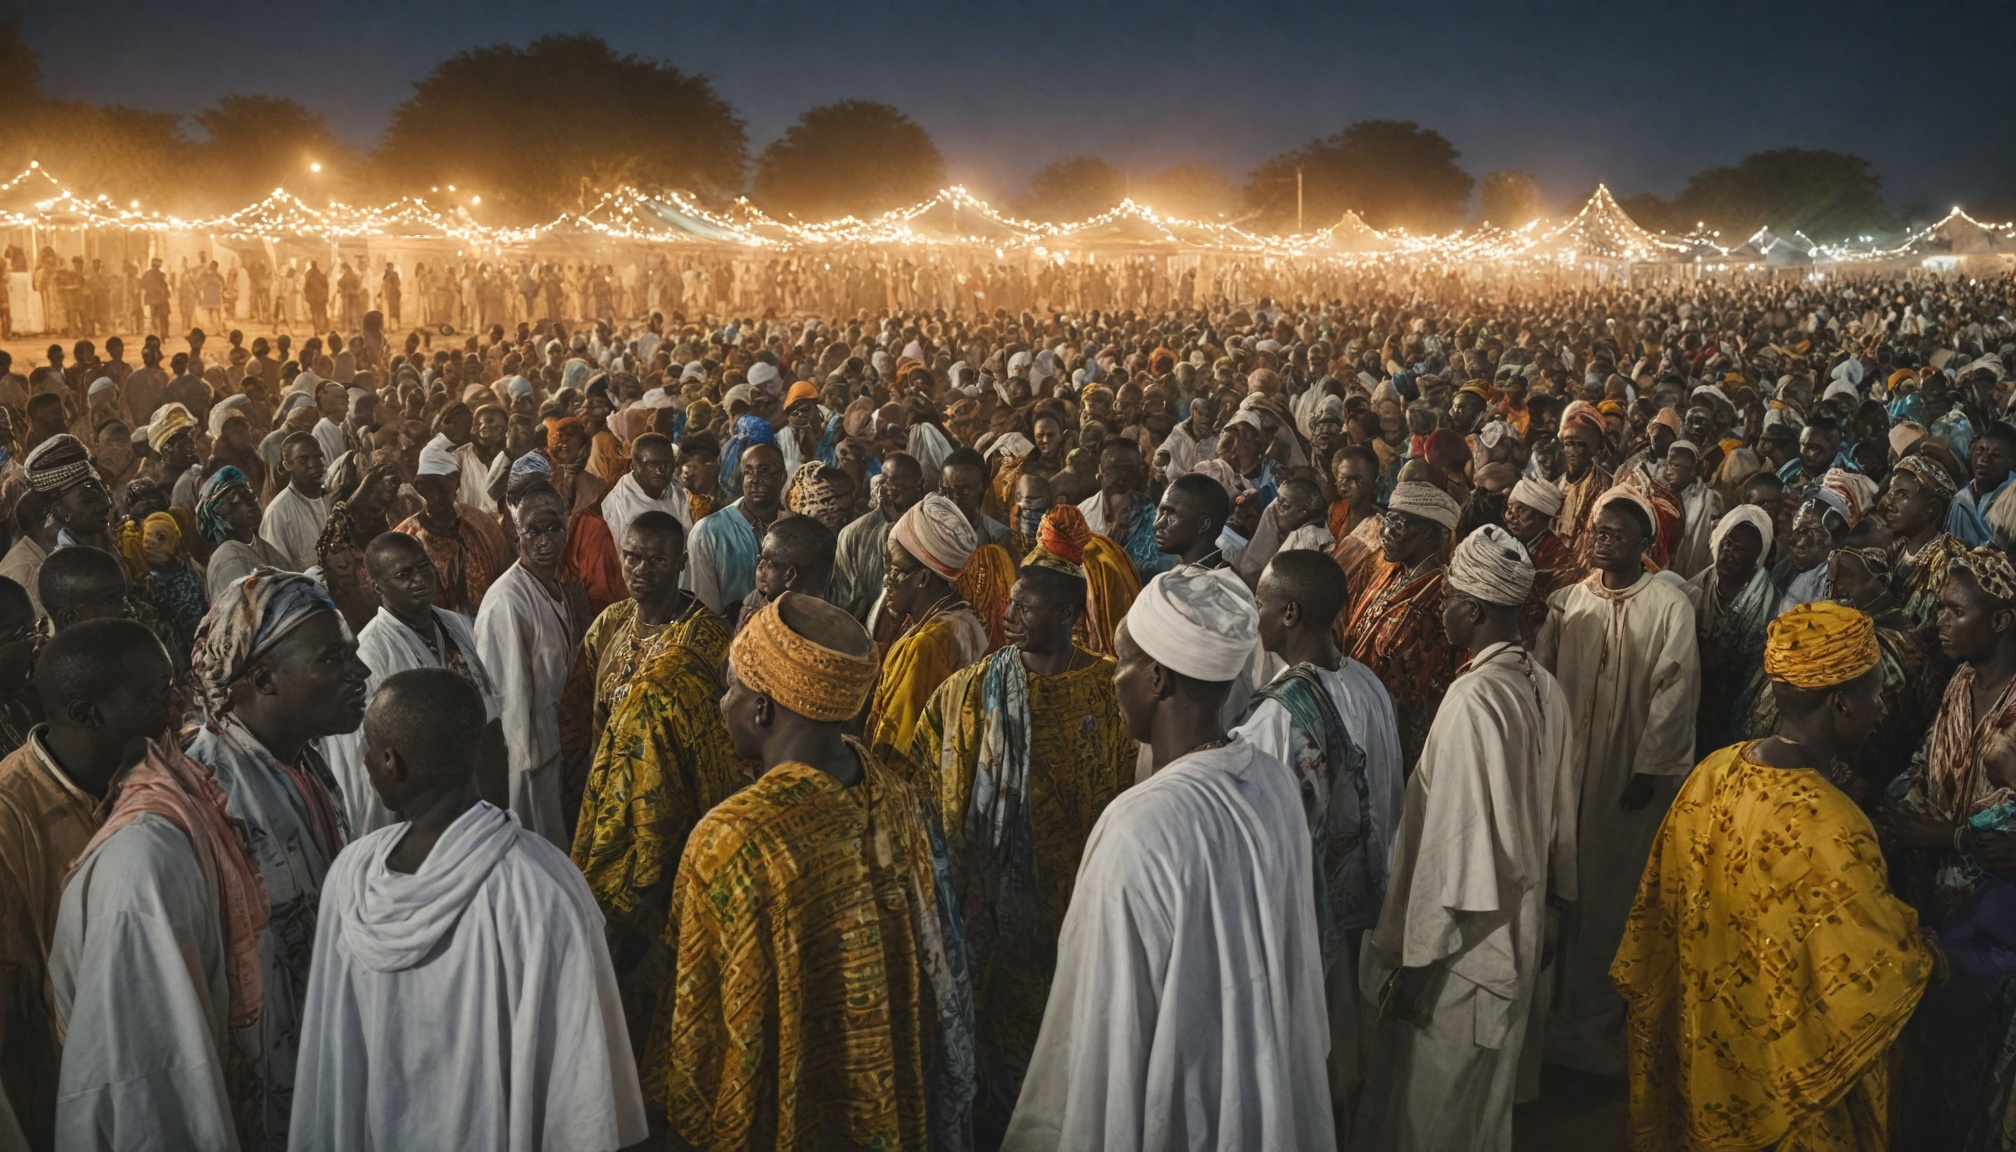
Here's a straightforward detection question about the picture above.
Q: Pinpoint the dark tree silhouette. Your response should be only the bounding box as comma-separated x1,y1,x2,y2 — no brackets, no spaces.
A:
194,95,352,207
751,101,946,221
1480,170,1542,227
376,35,747,221
1018,157,1127,222
1670,149,1889,241
1247,119,1474,231
1138,164,1243,220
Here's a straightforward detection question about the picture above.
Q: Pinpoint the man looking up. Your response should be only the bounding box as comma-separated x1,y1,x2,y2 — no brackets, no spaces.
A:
0,620,174,1148
1234,547,1403,1133
1355,526,1577,1150
909,507,1135,1143
662,594,970,1149
321,532,503,835
1006,567,1333,1150
1537,491,1700,1078
290,669,648,1150
54,573,368,1149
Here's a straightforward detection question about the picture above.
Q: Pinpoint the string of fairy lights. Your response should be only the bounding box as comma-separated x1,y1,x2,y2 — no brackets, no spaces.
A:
2,161,2012,267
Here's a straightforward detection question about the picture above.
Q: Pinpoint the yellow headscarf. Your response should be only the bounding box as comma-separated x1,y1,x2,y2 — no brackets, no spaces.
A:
120,511,184,573
1763,602,1879,690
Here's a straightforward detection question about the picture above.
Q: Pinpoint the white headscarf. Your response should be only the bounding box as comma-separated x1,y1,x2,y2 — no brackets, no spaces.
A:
1710,503,1775,562
1447,524,1535,606
1123,567,1257,683
416,433,460,478
1509,476,1564,517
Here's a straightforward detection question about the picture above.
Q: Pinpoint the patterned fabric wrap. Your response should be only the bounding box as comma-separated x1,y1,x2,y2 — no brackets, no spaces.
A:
728,591,877,721
1254,664,1375,963
197,466,251,545
189,569,341,717
962,646,1039,955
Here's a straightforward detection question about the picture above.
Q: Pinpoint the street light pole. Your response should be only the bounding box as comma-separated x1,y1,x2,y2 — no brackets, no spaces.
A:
1296,166,1304,233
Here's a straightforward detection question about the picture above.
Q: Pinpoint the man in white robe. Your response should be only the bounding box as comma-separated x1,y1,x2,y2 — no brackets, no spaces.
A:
1355,525,1578,1151
52,573,367,1150
1232,549,1401,1130
289,669,647,1152
1665,440,1722,579
1005,567,1334,1151
1535,492,1698,1078
322,534,502,835
475,485,579,848
599,432,690,546
258,432,330,572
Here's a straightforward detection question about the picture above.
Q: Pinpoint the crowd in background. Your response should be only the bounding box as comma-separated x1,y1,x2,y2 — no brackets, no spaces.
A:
0,265,2009,1150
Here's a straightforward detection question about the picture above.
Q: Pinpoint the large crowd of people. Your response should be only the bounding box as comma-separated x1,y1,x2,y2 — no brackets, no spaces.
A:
0,263,2007,1151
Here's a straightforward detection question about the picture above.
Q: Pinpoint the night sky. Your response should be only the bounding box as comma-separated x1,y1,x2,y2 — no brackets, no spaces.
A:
20,0,2016,220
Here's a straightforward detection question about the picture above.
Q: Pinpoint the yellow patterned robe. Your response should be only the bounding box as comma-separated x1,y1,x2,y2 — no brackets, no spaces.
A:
1612,744,1933,1152
569,614,748,1075
1073,533,1140,657
558,597,729,815
663,743,968,1152
865,604,987,772
909,648,1133,1136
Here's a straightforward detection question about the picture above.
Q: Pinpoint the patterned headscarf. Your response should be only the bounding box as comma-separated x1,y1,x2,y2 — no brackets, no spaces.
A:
1763,601,1880,690
147,403,198,454
1958,545,2016,603
24,434,97,494
189,570,342,717
1893,454,1958,501
197,466,252,545
891,493,979,580
1024,504,1090,579
784,462,848,523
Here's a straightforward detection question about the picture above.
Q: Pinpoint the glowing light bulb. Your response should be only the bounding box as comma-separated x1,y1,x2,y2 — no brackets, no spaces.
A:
309,162,323,173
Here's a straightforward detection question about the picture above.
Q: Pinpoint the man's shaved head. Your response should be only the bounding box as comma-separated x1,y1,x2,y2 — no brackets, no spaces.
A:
764,516,837,585
34,618,167,718
38,545,130,629
366,667,487,779
1167,472,1233,529
1261,548,1349,628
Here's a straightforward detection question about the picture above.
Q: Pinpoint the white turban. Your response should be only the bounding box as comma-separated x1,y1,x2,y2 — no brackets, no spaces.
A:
1123,567,1258,683
748,361,781,395
1509,476,1563,517
207,393,251,440
1710,503,1775,562
640,387,676,410
416,433,460,478
985,432,1034,461
1387,481,1462,532
680,360,706,383
890,493,978,580
1447,524,1535,606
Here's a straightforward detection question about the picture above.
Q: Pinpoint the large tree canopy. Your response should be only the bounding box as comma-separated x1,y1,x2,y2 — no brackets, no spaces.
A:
194,95,352,209
1137,163,1243,220
1480,170,1542,227
1018,157,1127,222
1619,149,1891,242
751,101,946,221
1248,119,1475,232
375,34,747,221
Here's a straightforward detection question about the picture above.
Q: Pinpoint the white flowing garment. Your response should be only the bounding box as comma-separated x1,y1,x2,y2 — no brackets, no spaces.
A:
258,486,331,572
1670,480,1722,580
321,606,502,836
1003,740,1334,1152
1354,642,1579,1152
288,802,647,1152
599,469,691,548
51,816,235,1151
1534,571,1698,1077
474,562,575,847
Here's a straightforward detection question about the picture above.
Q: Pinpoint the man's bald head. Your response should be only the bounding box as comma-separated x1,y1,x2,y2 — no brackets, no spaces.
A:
1167,472,1233,531
883,452,922,484
366,667,487,781
38,545,130,631
35,617,168,722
